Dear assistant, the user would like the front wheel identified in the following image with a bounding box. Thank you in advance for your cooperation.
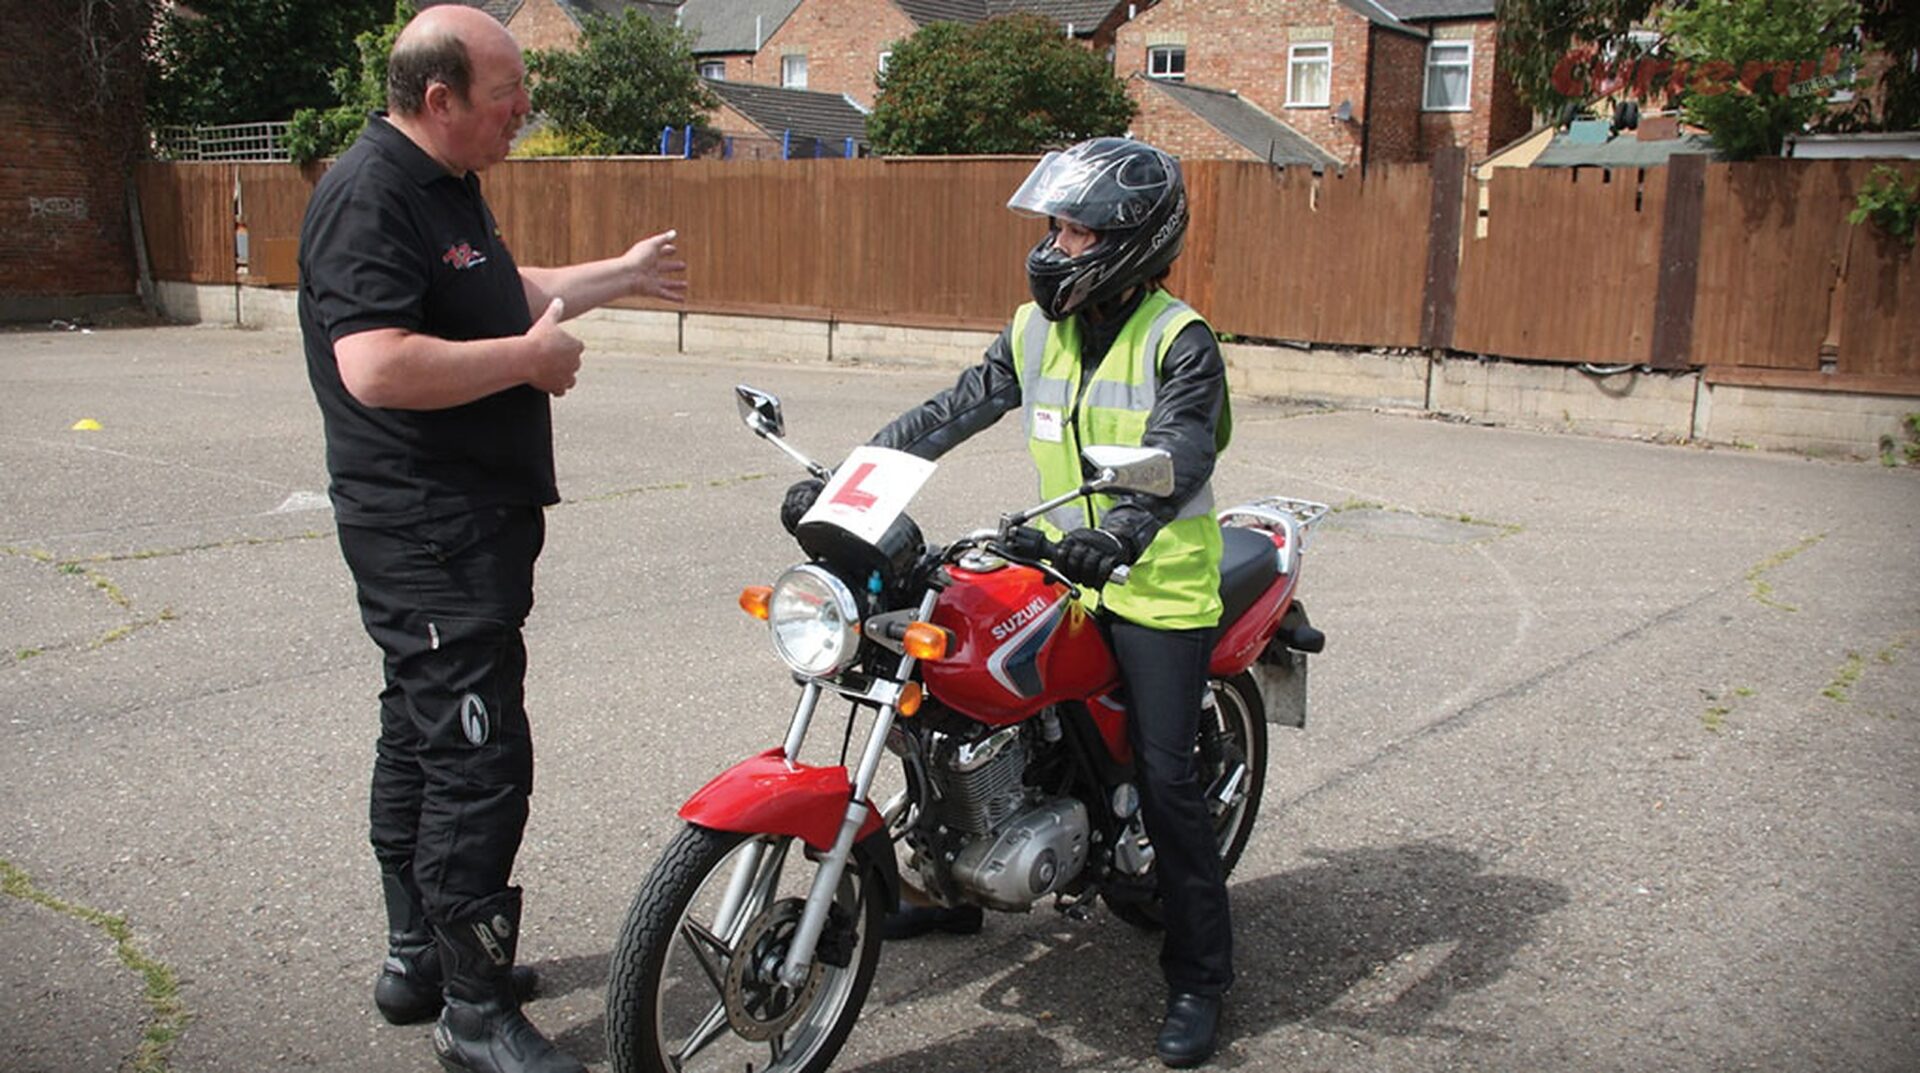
[1105,671,1269,931]
[605,825,885,1073]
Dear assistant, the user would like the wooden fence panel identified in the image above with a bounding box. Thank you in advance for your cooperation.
[1455,166,1664,364]
[135,161,237,284]
[132,156,1919,384]
[1691,159,1853,371]
[1838,161,1920,377]
[826,157,1036,326]
[235,163,322,284]
[1200,161,1429,348]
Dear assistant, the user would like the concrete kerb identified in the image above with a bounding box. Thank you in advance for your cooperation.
[154,283,1918,461]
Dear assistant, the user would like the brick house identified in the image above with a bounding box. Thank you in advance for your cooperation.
[1115,0,1530,168]
[680,0,1129,110]
[432,0,683,52]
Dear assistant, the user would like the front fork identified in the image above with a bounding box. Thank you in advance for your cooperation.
[760,589,938,988]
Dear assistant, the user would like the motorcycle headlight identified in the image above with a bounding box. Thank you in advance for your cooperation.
[768,564,863,678]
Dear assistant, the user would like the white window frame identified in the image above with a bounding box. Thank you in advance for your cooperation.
[1286,43,1331,107]
[781,54,808,90]
[1147,45,1186,81]
[877,51,892,77]
[1423,40,1474,112]
[698,60,725,81]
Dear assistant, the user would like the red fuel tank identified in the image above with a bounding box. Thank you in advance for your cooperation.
[922,560,1119,725]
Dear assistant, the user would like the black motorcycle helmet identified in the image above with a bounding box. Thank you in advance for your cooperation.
[1008,137,1188,321]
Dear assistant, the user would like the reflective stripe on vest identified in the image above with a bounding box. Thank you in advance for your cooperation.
[1009,293,1229,629]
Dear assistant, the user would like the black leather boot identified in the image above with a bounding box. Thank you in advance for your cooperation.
[1154,991,1221,1068]
[375,868,537,1025]
[430,889,583,1073]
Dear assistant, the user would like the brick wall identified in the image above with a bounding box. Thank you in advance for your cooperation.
[752,0,916,109]
[1415,20,1525,159]
[1365,26,1427,164]
[0,3,144,307]
[507,0,583,53]
[1116,0,1371,166]
[1115,3,1529,166]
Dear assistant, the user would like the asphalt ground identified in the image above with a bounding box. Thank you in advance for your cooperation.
[1,322,1916,1073]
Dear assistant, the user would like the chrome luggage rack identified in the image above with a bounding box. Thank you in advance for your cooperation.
[1218,496,1331,576]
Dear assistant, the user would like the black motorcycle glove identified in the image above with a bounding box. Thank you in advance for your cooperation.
[781,478,825,535]
[1055,527,1136,588]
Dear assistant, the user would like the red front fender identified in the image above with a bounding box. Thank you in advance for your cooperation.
[678,748,883,851]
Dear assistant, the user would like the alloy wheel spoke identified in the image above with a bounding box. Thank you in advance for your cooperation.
[677,916,734,996]
[670,998,732,1068]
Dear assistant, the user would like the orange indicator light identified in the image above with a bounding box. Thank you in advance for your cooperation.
[902,622,949,661]
[739,585,772,620]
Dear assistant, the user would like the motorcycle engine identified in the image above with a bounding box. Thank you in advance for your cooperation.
[928,725,1089,910]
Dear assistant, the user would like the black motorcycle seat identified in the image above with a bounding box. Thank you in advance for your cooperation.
[1217,526,1281,628]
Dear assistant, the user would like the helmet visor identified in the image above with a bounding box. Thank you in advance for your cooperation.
[1007,145,1160,231]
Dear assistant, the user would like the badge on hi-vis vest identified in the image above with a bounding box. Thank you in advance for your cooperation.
[800,446,936,546]
[1033,407,1065,443]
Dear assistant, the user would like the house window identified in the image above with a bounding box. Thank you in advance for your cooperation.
[1287,43,1331,107]
[1424,41,1473,111]
[782,54,808,90]
[878,51,892,77]
[1148,45,1186,81]
[698,60,725,81]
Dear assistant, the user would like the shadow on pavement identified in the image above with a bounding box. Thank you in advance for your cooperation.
[543,841,1567,1068]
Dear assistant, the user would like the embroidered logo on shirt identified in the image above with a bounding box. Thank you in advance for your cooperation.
[441,241,488,270]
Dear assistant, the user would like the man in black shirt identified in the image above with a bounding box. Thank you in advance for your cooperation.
[297,6,685,1072]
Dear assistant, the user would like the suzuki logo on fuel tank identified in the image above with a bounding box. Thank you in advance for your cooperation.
[991,595,1053,641]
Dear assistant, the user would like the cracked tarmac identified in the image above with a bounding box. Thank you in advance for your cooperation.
[2,323,1917,1072]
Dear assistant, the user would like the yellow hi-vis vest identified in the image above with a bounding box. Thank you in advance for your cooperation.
[1009,290,1233,630]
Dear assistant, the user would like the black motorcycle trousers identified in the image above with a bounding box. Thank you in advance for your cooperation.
[1108,617,1235,997]
[337,506,544,927]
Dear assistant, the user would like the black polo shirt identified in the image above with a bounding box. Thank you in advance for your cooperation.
[298,114,555,527]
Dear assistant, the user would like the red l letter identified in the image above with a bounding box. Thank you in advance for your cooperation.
[829,463,880,511]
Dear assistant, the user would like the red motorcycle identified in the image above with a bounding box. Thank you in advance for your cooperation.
[605,385,1327,1073]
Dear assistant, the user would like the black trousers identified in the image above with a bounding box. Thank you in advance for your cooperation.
[1108,617,1235,997]
[337,506,545,926]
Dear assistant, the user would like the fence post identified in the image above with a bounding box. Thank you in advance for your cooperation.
[1650,154,1706,371]
[1420,144,1466,352]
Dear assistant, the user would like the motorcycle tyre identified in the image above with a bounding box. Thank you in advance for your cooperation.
[605,824,886,1073]
[1104,671,1268,932]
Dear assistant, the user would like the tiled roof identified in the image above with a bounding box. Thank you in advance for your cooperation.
[894,0,1122,35]
[893,0,990,24]
[422,0,526,23]
[1375,0,1496,20]
[1141,77,1341,168]
[1336,0,1426,37]
[678,0,803,54]
[704,77,871,145]
[558,0,682,23]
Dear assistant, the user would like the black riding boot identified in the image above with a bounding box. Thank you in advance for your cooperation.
[430,889,583,1073]
[376,868,537,1025]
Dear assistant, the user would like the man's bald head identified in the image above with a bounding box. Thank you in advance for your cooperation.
[388,4,518,117]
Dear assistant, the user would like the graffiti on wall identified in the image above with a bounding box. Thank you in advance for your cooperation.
[29,196,89,220]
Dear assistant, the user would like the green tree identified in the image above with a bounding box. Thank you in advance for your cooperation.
[1495,0,1663,116]
[146,0,390,126]
[1661,0,1866,160]
[526,11,716,155]
[284,2,414,165]
[866,14,1135,155]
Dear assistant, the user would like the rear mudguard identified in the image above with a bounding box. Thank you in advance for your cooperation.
[679,748,886,853]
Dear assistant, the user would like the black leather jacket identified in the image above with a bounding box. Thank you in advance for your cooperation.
[869,289,1227,557]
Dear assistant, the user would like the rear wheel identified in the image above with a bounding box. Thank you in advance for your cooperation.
[605,825,885,1073]
[1105,672,1268,930]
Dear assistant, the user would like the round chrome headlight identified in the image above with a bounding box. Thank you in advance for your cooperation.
[768,564,862,678]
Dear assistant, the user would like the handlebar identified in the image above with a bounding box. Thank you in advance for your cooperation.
[991,525,1130,587]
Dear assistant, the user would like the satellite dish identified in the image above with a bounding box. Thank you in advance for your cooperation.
[1333,99,1353,123]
